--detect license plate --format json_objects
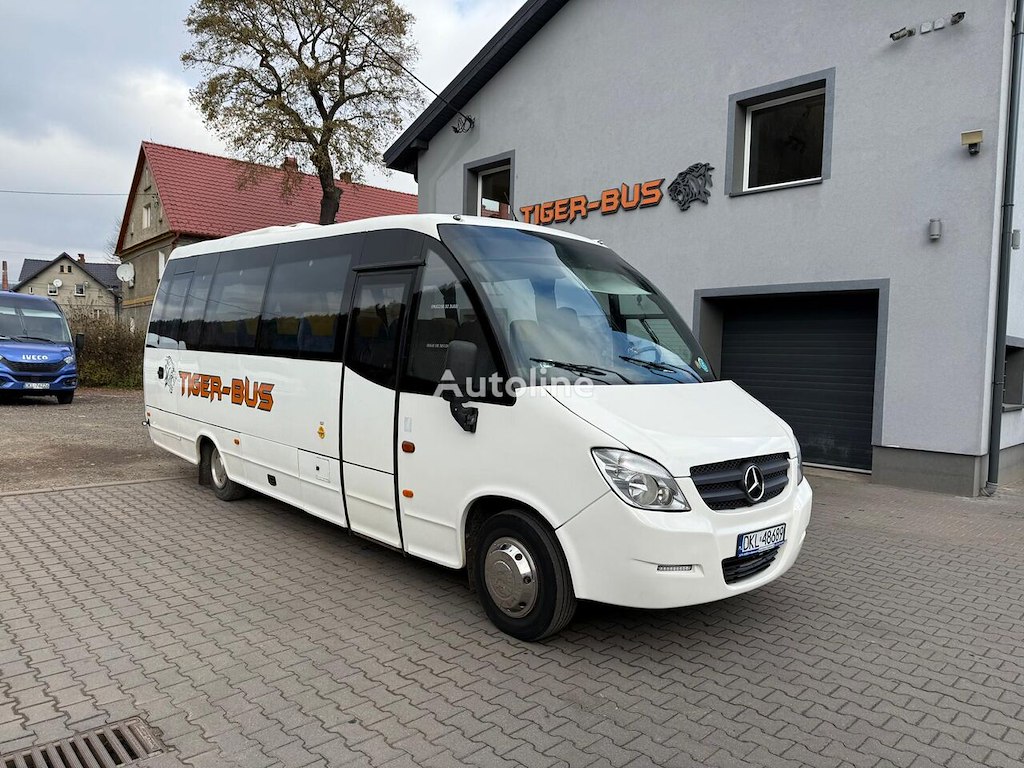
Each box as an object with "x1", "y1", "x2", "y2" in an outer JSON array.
[
  {"x1": 24, "y1": 382, "x2": 50, "y2": 390},
  {"x1": 737, "y1": 523, "x2": 786, "y2": 556}
]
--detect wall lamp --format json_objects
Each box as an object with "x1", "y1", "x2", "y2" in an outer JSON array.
[
  {"x1": 962, "y1": 130, "x2": 983, "y2": 156},
  {"x1": 929, "y1": 219, "x2": 942, "y2": 241}
]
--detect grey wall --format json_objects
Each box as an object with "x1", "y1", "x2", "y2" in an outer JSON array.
[{"x1": 416, "y1": 0, "x2": 1013, "y2": 459}]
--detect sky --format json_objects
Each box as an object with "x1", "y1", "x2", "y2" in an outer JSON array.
[{"x1": 0, "y1": 0, "x2": 522, "y2": 283}]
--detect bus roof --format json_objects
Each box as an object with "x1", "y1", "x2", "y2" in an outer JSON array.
[
  {"x1": 0, "y1": 291, "x2": 63, "y2": 311},
  {"x1": 168, "y1": 214, "x2": 603, "y2": 262}
]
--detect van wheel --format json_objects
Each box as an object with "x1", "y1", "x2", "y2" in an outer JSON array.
[
  {"x1": 56, "y1": 391, "x2": 74, "y2": 405},
  {"x1": 474, "y1": 510, "x2": 576, "y2": 641},
  {"x1": 204, "y1": 443, "x2": 247, "y2": 501}
]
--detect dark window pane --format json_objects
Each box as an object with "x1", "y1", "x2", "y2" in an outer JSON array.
[
  {"x1": 748, "y1": 92, "x2": 825, "y2": 188},
  {"x1": 345, "y1": 273, "x2": 410, "y2": 388},
  {"x1": 405, "y1": 247, "x2": 498, "y2": 395},
  {"x1": 200, "y1": 247, "x2": 274, "y2": 352},
  {"x1": 146, "y1": 265, "x2": 191, "y2": 349},
  {"x1": 479, "y1": 167, "x2": 512, "y2": 219},
  {"x1": 180, "y1": 252, "x2": 218, "y2": 349},
  {"x1": 359, "y1": 229, "x2": 424, "y2": 267},
  {"x1": 260, "y1": 235, "x2": 358, "y2": 358}
]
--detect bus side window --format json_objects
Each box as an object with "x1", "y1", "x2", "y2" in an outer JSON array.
[
  {"x1": 146, "y1": 261, "x2": 192, "y2": 349},
  {"x1": 404, "y1": 246, "x2": 498, "y2": 398},
  {"x1": 180, "y1": 252, "x2": 219, "y2": 350},
  {"x1": 199, "y1": 246, "x2": 275, "y2": 352},
  {"x1": 259, "y1": 234, "x2": 359, "y2": 360}
]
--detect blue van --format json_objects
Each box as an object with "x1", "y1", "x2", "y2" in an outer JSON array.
[{"x1": 0, "y1": 292, "x2": 83, "y2": 404}]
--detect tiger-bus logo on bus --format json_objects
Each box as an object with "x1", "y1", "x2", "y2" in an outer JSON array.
[
  {"x1": 176, "y1": 370, "x2": 275, "y2": 412},
  {"x1": 519, "y1": 163, "x2": 714, "y2": 226}
]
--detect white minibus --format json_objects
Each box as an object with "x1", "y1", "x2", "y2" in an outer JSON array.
[{"x1": 144, "y1": 214, "x2": 811, "y2": 640}]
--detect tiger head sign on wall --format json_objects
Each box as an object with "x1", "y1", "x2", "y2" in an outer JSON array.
[
  {"x1": 520, "y1": 162, "x2": 714, "y2": 226},
  {"x1": 668, "y1": 163, "x2": 714, "y2": 211}
]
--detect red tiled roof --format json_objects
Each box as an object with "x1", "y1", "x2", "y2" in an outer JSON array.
[{"x1": 118, "y1": 142, "x2": 417, "y2": 250}]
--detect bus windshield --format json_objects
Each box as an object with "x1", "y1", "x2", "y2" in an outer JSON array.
[
  {"x1": 0, "y1": 297, "x2": 72, "y2": 344},
  {"x1": 438, "y1": 224, "x2": 714, "y2": 385}
]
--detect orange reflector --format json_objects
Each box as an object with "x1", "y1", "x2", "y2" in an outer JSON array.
[
  {"x1": 402, "y1": 489, "x2": 414, "y2": 498},
  {"x1": 233, "y1": 438, "x2": 240, "y2": 445},
  {"x1": 146, "y1": 411, "x2": 151, "y2": 417},
  {"x1": 401, "y1": 441, "x2": 415, "y2": 453}
]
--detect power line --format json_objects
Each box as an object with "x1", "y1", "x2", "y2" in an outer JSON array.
[
  {"x1": 329, "y1": 5, "x2": 475, "y2": 133},
  {"x1": 0, "y1": 189, "x2": 128, "y2": 197}
]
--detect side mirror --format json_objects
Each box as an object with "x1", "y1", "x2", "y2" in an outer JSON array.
[
  {"x1": 442, "y1": 340, "x2": 478, "y2": 433},
  {"x1": 74, "y1": 333, "x2": 85, "y2": 354}
]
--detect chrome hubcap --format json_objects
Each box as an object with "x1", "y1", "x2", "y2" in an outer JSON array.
[
  {"x1": 210, "y1": 450, "x2": 226, "y2": 488},
  {"x1": 484, "y1": 537, "x2": 538, "y2": 618}
]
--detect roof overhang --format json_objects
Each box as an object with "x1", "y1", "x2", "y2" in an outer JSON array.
[{"x1": 383, "y1": 0, "x2": 569, "y2": 175}]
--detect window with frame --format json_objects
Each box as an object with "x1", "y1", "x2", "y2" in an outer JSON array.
[
  {"x1": 47, "y1": 284, "x2": 58, "y2": 295},
  {"x1": 28, "y1": 286, "x2": 34, "y2": 294},
  {"x1": 258, "y1": 235, "x2": 357, "y2": 358},
  {"x1": 147, "y1": 263, "x2": 191, "y2": 349},
  {"x1": 345, "y1": 274, "x2": 410, "y2": 389},
  {"x1": 74, "y1": 284, "x2": 85, "y2": 297},
  {"x1": 199, "y1": 247, "x2": 274, "y2": 352},
  {"x1": 728, "y1": 70, "x2": 833, "y2": 196},
  {"x1": 142, "y1": 204, "x2": 153, "y2": 229},
  {"x1": 1005, "y1": 345, "x2": 1024, "y2": 406},
  {"x1": 478, "y1": 166, "x2": 512, "y2": 219},
  {"x1": 404, "y1": 245, "x2": 498, "y2": 396}
]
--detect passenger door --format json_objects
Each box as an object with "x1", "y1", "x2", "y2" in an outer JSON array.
[{"x1": 341, "y1": 270, "x2": 415, "y2": 548}]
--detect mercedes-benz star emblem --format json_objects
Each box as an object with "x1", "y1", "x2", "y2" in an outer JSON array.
[{"x1": 743, "y1": 464, "x2": 765, "y2": 503}]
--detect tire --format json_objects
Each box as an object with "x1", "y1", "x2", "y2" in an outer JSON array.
[
  {"x1": 56, "y1": 391, "x2": 74, "y2": 405},
  {"x1": 473, "y1": 509, "x2": 577, "y2": 641},
  {"x1": 204, "y1": 442, "x2": 247, "y2": 501}
]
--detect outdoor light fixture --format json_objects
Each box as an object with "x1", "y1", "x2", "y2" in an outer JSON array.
[
  {"x1": 962, "y1": 130, "x2": 983, "y2": 155},
  {"x1": 951, "y1": 11, "x2": 966, "y2": 24},
  {"x1": 890, "y1": 26, "x2": 915, "y2": 41},
  {"x1": 929, "y1": 219, "x2": 942, "y2": 241}
]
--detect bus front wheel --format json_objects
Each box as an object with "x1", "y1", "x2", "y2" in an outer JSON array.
[
  {"x1": 474, "y1": 510, "x2": 577, "y2": 641},
  {"x1": 203, "y1": 442, "x2": 247, "y2": 501}
]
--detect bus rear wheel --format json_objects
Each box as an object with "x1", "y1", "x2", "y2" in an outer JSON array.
[
  {"x1": 474, "y1": 510, "x2": 576, "y2": 641},
  {"x1": 204, "y1": 442, "x2": 247, "y2": 501}
]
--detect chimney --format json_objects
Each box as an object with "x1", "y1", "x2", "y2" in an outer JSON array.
[
  {"x1": 2, "y1": 260, "x2": 8, "y2": 291},
  {"x1": 77, "y1": 253, "x2": 86, "y2": 264},
  {"x1": 281, "y1": 156, "x2": 299, "y2": 172},
  {"x1": 339, "y1": 171, "x2": 352, "y2": 184}
]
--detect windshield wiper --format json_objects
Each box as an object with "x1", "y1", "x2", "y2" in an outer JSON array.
[
  {"x1": 530, "y1": 358, "x2": 633, "y2": 384},
  {"x1": 620, "y1": 356, "x2": 701, "y2": 381},
  {"x1": 12, "y1": 335, "x2": 58, "y2": 344}
]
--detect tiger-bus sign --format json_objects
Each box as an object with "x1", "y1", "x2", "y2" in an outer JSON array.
[{"x1": 518, "y1": 162, "x2": 714, "y2": 227}]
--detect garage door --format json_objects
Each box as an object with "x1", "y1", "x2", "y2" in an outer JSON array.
[{"x1": 718, "y1": 292, "x2": 878, "y2": 470}]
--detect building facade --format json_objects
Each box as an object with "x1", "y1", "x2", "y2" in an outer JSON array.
[
  {"x1": 386, "y1": 0, "x2": 1024, "y2": 495},
  {"x1": 115, "y1": 143, "x2": 418, "y2": 329},
  {"x1": 13, "y1": 253, "x2": 120, "y2": 318}
]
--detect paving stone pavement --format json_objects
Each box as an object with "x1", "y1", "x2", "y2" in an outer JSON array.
[{"x1": 0, "y1": 471, "x2": 1022, "y2": 768}]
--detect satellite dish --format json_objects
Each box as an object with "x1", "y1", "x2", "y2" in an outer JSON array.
[
  {"x1": 52, "y1": 278, "x2": 63, "y2": 288},
  {"x1": 115, "y1": 263, "x2": 135, "y2": 282}
]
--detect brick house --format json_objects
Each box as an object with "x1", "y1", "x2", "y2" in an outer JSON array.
[{"x1": 114, "y1": 142, "x2": 418, "y2": 329}]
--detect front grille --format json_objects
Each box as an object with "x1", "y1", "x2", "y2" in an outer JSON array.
[
  {"x1": 690, "y1": 452, "x2": 790, "y2": 510},
  {"x1": 722, "y1": 547, "x2": 781, "y2": 584},
  {"x1": 13, "y1": 373, "x2": 60, "y2": 383},
  {"x1": 5, "y1": 360, "x2": 65, "y2": 373}
]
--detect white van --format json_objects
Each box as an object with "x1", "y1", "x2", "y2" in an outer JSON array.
[{"x1": 144, "y1": 214, "x2": 811, "y2": 640}]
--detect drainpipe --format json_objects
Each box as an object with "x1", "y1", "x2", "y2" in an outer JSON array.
[{"x1": 984, "y1": 0, "x2": 1024, "y2": 495}]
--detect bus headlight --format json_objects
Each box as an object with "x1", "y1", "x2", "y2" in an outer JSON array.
[
  {"x1": 63, "y1": 355, "x2": 75, "y2": 365},
  {"x1": 592, "y1": 448, "x2": 689, "y2": 511}
]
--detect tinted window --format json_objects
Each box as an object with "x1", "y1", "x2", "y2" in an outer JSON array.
[
  {"x1": 748, "y1": 91, "x2": 825, "y2": 189},
  {"x1": 359, "y1": 229, "x2": 425, "y2": 267},
  {"x1": 405, "y1": 246, "x2": 498, "y2": 396},
  {"x1": 180, "y1": 253, "x2": 218, "y2": 349},
  {"x1": 147, "y1": 263, "x2": 192, "y2": 349},
  {"x1": 344, "y1": 273, "x2": 411, "y2": 388},
  {"x1": 199, "y1": 247, "x2": 275, "y2": 352},
  {"x1": 259, "y1": 235, "x2": 359, "y2": 359}
]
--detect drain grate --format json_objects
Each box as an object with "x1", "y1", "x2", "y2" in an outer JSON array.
[{"x1": 1, "y1": 717, "x2": 163, "y2": 768}]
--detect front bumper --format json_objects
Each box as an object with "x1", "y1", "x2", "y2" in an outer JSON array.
[
  {"x1": 556, "y1": 465, "x2": 812, "y2": 609},
  {"x1": 0, "y1": 368, "x2": 78, "y2": 392}
]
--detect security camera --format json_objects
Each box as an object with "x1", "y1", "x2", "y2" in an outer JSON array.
[
  {"x1": 890, "y1": 27, "x2": 915, "y2": 41},
  {"x1": 951, "y1": 11, "x2": 966, "y2": 24}
]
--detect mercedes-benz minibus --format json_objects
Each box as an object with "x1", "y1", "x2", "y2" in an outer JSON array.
[{"x1": 144, "y1": 215, "x2": 811, "y2": 640}]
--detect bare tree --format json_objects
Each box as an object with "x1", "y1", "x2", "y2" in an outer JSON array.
[{"x1": 182, "y1": 0, "x2": 422, "y2": 224}]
